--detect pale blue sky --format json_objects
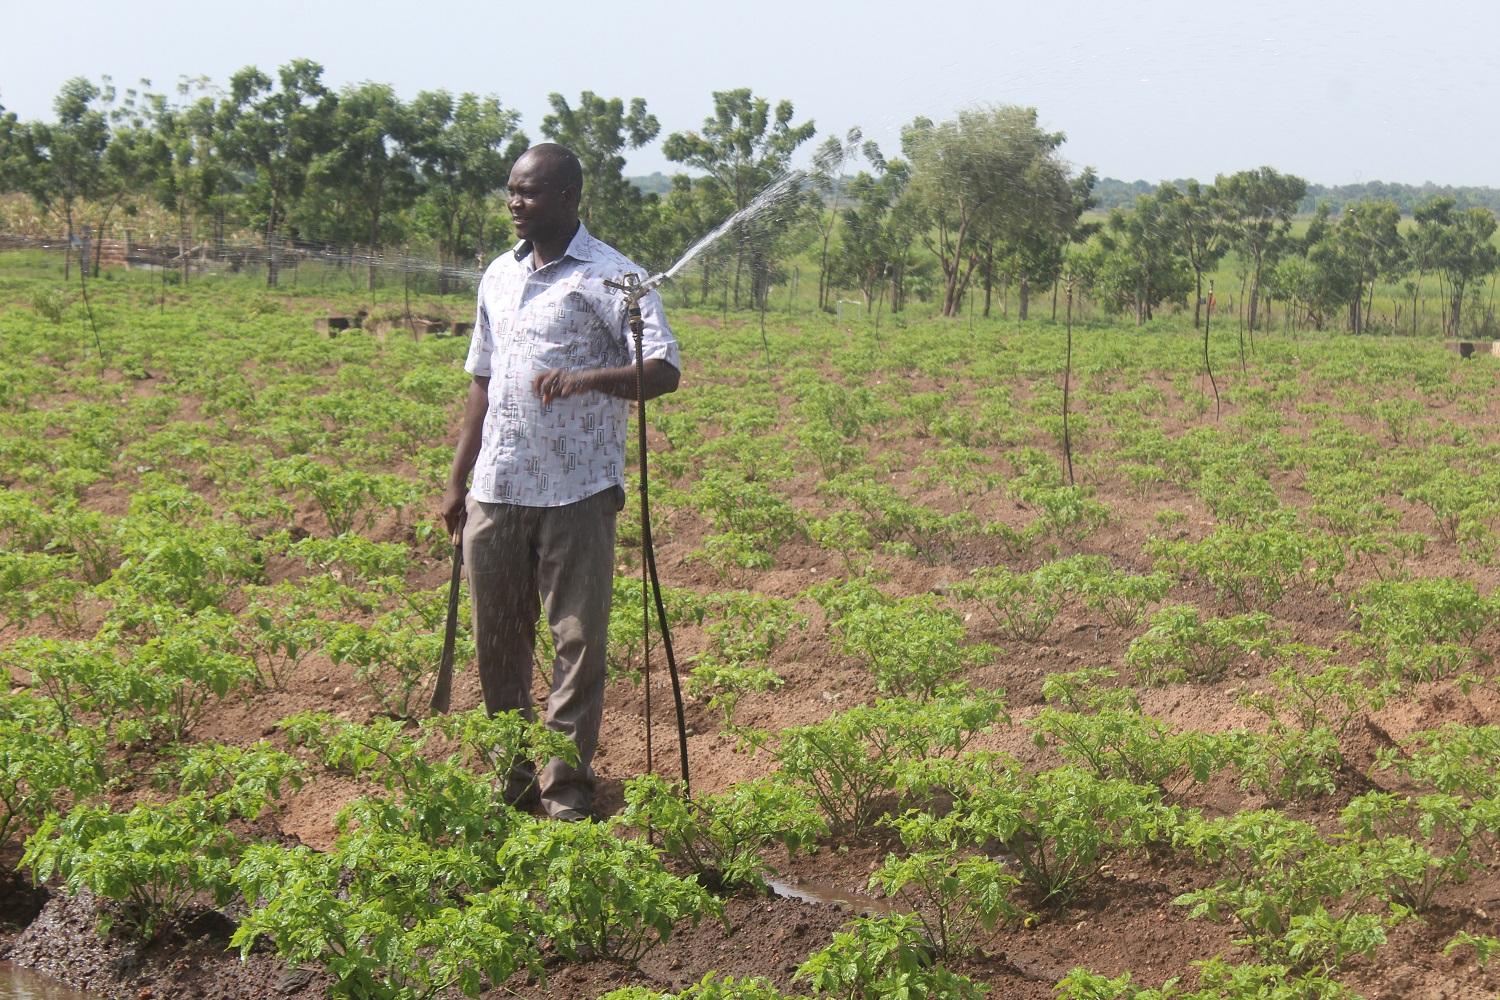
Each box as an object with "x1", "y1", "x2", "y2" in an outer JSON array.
[{"x1": 3, "y1": 0, "x2": 1496, "y2": 186}]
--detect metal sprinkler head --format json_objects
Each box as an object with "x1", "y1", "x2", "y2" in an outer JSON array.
[{"x1": 604, "y1": 271, "x2": 665, "y2": 307}]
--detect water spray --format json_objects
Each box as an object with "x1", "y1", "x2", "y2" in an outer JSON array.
[{"x1": 603, "y1": 271, "x2": 691, "y2": 797}]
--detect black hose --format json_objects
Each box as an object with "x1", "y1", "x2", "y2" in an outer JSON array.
[{"x1": 630, "y1": 298, "x2": 691, "y2": 796}]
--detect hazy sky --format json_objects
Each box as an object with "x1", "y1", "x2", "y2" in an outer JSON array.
[{"x1": 3, "y1": 0, "x2": 1496, "y2": 187}]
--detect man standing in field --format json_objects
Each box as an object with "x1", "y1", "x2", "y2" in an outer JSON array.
[{"x1": 440, "y1": 143, "x2": 680, "y2": 822}]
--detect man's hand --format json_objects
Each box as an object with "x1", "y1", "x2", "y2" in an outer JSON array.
[
  {"x1": 440, "y1": 483, "x2": 467, "y2": 535},
  {"x1": 534, "y1": 368, "x2": 595, "y2": 405},
  {"x1": 534, "y1": 360, "x2": 679, "y2": 404}
]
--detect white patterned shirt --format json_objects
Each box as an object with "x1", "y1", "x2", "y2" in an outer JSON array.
[{"x1": 463, "y1": 224, "x2": 680, "y2": 507}]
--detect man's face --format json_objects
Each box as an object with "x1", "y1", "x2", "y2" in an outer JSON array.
[{"x1": 507, "y1": 155, "x2": 577, "y2": 245}]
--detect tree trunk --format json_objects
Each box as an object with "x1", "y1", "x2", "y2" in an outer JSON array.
[
  {"x1": 1247, "y1": 253, "x2": 1263, "y2": 332},
  {"x1": 1193, "y1": 268, "x2": 1203, "y2": 329},
  {"x1": 1019, "y1": 274, "x2": 1030, "y2": 320}
]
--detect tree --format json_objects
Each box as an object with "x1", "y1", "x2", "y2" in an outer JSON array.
[
  {"x1": 1079, "y1": 183, "x2": 1193, "y2": 325},
  {"x1": 837, "y1": 142, "x2": 916, "y2": 310},
  {"x1": 411, "y1": 90, "x2": 527, "y2": 293},
  {"x1": 663, "y1": 89, "x2": 816, "y2": 309},
  {"x1": 216, "y1": 60, "x2": 338, "y2": 286},
  {"x1": 540, "y1": 91, "x2": 658, "y2": 252},
  {"x1": 300, "y1": 82, "x2": 420, "y2": 288},
  {"x1": 1413, "y1": 197, "x2": 1500, "y2": 336},
  {"x1": 1332, "y1": 200, "x2": 1405, "y2": 334},
  {"x1": 15, "y1": 77, "x2": 112, "y2": 278},
  {"x1": 0, "y1": 99, "x2": 19, "y2": 192},
  {"x1": 991, "y1": 165, "x2": 1097, "y2": 319},
  {"x1": 810, "y1": 126, "x2": 863, "y2": 310},
  {"x1": 902, "y1": 105, "x2": 1076, "y2": 318},
  {"x1": 1170, "y1": 180, "x2": 1231, "y2": 329},
  {"x1": 1217, "y1": 167, "x2": 1307, "y2": 333},
  {"x1": 141, "y1": 78, "x2": 238, "y2": 276}
]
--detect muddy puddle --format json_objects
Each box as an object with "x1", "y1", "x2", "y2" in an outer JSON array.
[
  {"x1": 0, "y1": 965, "x2": 99, "y2": 1000},
  {"x1": 764, "y1": 877, "x2": 902, "y2": 917}
]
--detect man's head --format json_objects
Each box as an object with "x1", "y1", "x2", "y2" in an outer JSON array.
[{"x1": 507, "y1": 143, "x2": 583, "y2": 246}]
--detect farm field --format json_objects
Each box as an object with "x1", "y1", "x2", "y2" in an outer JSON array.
[{"x1": 2, "y1": 261, "x2": 1500, "y2": 1000}]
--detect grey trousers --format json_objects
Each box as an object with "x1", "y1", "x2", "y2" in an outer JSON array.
[{"x1": 463, "y1": 487, "x2": 619, "y2": 817}]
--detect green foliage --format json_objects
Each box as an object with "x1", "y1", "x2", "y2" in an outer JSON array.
[
  {"x1": 496, "y1": 818, "x2": 724, "y2": 965},
  {"x1": 1172, "y1": 810, "x2": 1409, "y2": 972},
  {"x1": 608, "y1": 575, "x2": 705, "y2": 683},
  {"x1": 1027, "y1": 706, "x2": 1228, "y2": 803},
  {"x1": 26, "y1": 799, "x2": 239, "y2": 940},
  {"x1": 795, "y1": 912, "x2": 989, "y2": 1000},
  {"x1": 868, "y1": 850, "x2": 1024, "y2": 958},
  {"x1": 267, "y1": 456, "x2": 422, "y2": 535},
  {"x1": 325, "y1": 610, "x2": 472, "y2": 717},
  {"x1": 686, "y1": 590, "x2": 807, "y2": 724},
  {"x1": 952, "y1": 562, "x2": 1072, "y2": 642},
  {"x1": 752, "y1": 692, "x2": 1007, "y2": 836},
  {"x1": 232, "y1": 841, "x2": 546, "y2": 1000},
  {"x1": 1125, "y1": 605, "x2": 1281, "y2": 685},
  {"x1": 1373, "y1": 724, "x2": 1500, "y2": 800},
  {"x1": 619, "y1": 774, "x2": 826, "y2": 892},
  {"x1": 1349, "y1": 577, "x2": 1495, "y2": 681},
  {"x1": 1340, "y1": 791, "x2": 1493, "y2": 911},
  {"x1": 817, "y1": 578, "x2": 994, "y2": 698},
  {"x1": 601, "y1": 975, "x2": 802, "y2": 1000},
  {"x1": 1148, "y1": 521, "x2": 1343, "y2": 612},
  {"x1": 688, "y1": 470, "x2": 802, "y2": 578},
  {"x1": 1236, "y1": 652, "x2": 1394, "y2": 739},
  {"x1": 934, "y1": 764, "x2": 1179, "y2": 905},
  {"x1": 0, "y1": 713, "x2": 108, "y2": 851}
]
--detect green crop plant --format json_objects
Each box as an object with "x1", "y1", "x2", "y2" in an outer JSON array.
[
  {"x1": 1194, "y1": 461, "x2": 1284, "y2": 529},
  {"x1": 1340, "y1": 791, "x2": 1494, "y2": 911},
  {"x1": 1040, "y1": 555, "x2": 1172, "y2": 628},
  {"x1": 688, "y1": 470, "x2": 803, "y2": 579},
  {"x1": 1172, "y1": 810, "x2": 1410, "y2": 973},
  {"x1": 619, "y1": 774, "x2": 826, "y2": 893},
  {"x1": 1348, "y1": 577, "x2": 1496, "y2": 682},
  {"x1": 1213, "y1": 728, "x2": 1341, "y2": 800},
  {"x1": 1372, "y1": 724, "x2": 1500, "y2": 800},
  {"x1": 794, "y1": 913, "x2": 989, "y2": 1000},
  {"x1": 817, "y1": 474, "x2": 976, "y2": 562},
  {"x1": 0, "y1": 713, "x2": 108, "y2": 852},
  {"x1": 867, "y1": 850, "x2": 1025, "y2": 958},
  {"x1": 325, "y1": 612, "x2": 472, "y2": 718},
  {"x1": 266, "y1": 456, "x2": 424, "y2": 535},
  {"x1": 1027, "y1": 707, "x2": 1229, "y2": 803},
  {"x1": 601, "y1": 974, "x2": 802, "y2": 1000},
  {"x1": 750, "y1": 692, "x2": 1008, "y2": 836},
  {"x1": 1445, "y1": 931, "x2": 1500, "y2": 969},
  {"x1": 24, "y1": 759, "x2": 292, "y2": 941},
  {"x1": 938, "y1": 765, "x2": 1179, "y2": 906},
  {"x1": 0, "y1": 551, "x2": 85, "y2": 631},
  {"x1": 238, "y1": 595, "x2": 332, "y2": 690},
  {"x1": 1147, "y1": 519, "x2": 1343, "y2": 612},
  {"x1": 496, "y1": 818, "x2": 724, "y2": 965},
  {"x1": 288, "y1": 533, "x2": 415, "y2": 587},
  {"x1": 817, "y1": 579, "x2": 994, "y2": 698},
  {"x1": 607, "y1": 576, "x2": 705, "y2": 683},
  {"x1": 1125, "y1": 606, "x2": 1282, "y2": 685},
  {"x1": 952, "y1": 562, "x2": 1072, "y2": 642},
  {"x1": 1056, "y1": 959, "x2": 1362, "y2": 1000},
  {"x1": 685, "y1": 590, "x2": 808, "y2": 724},
  {"x1": 1237, "y1": 651, "x2": 1395, "y2": 739},
  {"x1": 232, "y1": 841, "x2": 547, "y2": 1000}
]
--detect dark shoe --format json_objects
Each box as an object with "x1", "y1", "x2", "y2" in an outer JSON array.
[{"x1": 552, "y1": 807, "x2": 593, "y2": 823}]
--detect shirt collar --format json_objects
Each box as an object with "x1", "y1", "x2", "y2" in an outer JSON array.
[{"x1": 510, "y1": 223, "x2": 595, "y2": 269}]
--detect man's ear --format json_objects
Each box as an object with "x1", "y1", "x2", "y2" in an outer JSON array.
[{"x1": 563, "y1": 185, "x2": 581, "y2": 211}]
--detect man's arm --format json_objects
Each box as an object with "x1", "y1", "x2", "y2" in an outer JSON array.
[
  {"x1": 533, "y1": 359, "x2": 679, "y2": 405},
  {"x1": 440, "y1": 375, "x2": 490, "y2": 533}
]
